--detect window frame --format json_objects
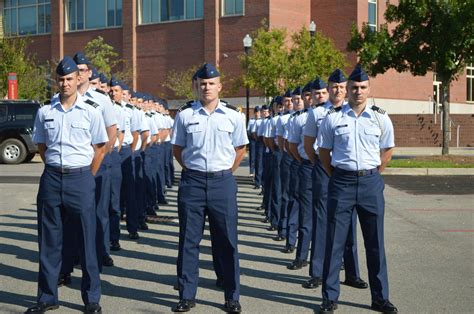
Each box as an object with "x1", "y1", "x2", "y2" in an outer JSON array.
[
  {"x1": 3, "y1": 0, "x2": 51, "y2": 37},
  {"x1": 65, "y1": 0, "x2": 122, "y2": 32},
  {"x1": 467, "y1": 63, "x2": 474, "y2": 103},
  {"x1": 368, "y1": 0, "x2": 377, "y2": 32},
  {"x1": 138, "y1": 0, "x2": 204, "y2": 26},
  {"x1": 221, "y1": 0, "x2": 245, "y2": 17}
]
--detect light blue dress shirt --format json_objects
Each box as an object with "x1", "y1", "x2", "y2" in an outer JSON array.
[
  {"x1": 33, "y1": 93, "x2": 108, "y2": 168},
  {"x1": 171, "y1": 101, "x2": 249, "y2": 172},
  {"x1": 247, "y1": 118, "x2": 256, "y2": 133},
  {"x1": 135, "y1": 110, "x2": 150, "y2": 151},
  {"x1": 257, "y1": 117, "x2": 269, "y2": 137},
  {"x1": 288, "y1": 109, "x2": 310, "y2": 160},
  {"x1": 318, "y1": 104, "x2": 395, "y2": 171},
  {"x1": 275, "y1": 111, "x2": 292, "y2": 137}
]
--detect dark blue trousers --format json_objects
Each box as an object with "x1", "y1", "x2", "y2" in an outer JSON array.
[
  {"x1": 262, "y1": 150, "x2": 273, "y2": 216},
  {"x1": 36, "y1": 167, "x2": 100, "y2": 305},
  {"x1": 279, "y1": 152, "x2": 292, "y2": 239},
  {"x1": 177, "y1": 170, "x2": 240, "y2": 301},
  {"x1": 270, "y1": 149, "x2": 282, "y2": 229},
  {"x1": 120, "y1": 146, "x2": 138, "y2": 234},
  {"x1": 295, "y1": 159, "x2": 313, "y2": 261},
  {"x1": 95, "y1": 155, "x2": 111, "y2": 262},
  {"x1": 155, "y1": 144, "x2": 166, "y2": 203},
  {"x1": 322, "y1": 169, "x2": 389, "y2": 302},
  {"x1": 164, "y1": 141, "x2": 173, "y2": 187},
  {"x1": 144, "y1": 146, "x2": 157, "y2": 215},
  {"x1": 134, "y1": 151, "x2": 146, "y2": 224},
  {"x1": 249, "y1": 138, "x2": 256, "y2": 174},
  {"x1": 109, "y1": 149, "x2": 122, "y2": 243},
  {"x1": 285, "y1": 158, "x2": 300, "y2": 249},
  {"x1": 254, "y1": 140, "x2": 264, "y2": 187}
]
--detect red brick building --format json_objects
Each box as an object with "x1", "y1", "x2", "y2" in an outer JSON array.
[{"x1": 1, "y1": 0, "x2": 472, "y2": 146}]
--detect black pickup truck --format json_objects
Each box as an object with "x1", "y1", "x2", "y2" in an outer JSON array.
[{"x1": 0, "y1": 100, "x2": 41, "y2": 164}]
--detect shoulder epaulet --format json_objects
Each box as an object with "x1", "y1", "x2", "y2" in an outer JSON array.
[
  {"x1": 223, "y1": 102, "x2": 239, "y2": 112},
  {"x1": 84, "y1": 99, "x2": 99, "y2": 108},
  {"x1": 266, "y1": 116, "x2": 271, "y2": 119},
  {"x1": 303, "y1": 108, "x2": 308, "y2": 113},
  {"x1": 291, "y1": 111, "x2": 300, "y2": 117},
  {"x1": 94, "y1": 89, "x2": 107, "y2": 95},
  {"x1": 126, "y1": 103, "x2": 134, "y2": 109},
  {"x1": 327, "y1": 106, "x2": 342, "y2": 115},
  {"x1": 114, "y1": 101, "x2": 121, "y2": 106},
  {"x1": 145, "y1": 113, "x2": 152, "y2": 117},
  {"x1": 179, "y1": 102, "x2": 193, "y2": 112},
  {"x1": 371, "y1": 105, "x2": 386, "y2": 114},
  {"x1": 221, "y1": 99, "x2": 229, "y2": 105}
]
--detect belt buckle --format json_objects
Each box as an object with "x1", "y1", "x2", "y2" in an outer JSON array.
[{"x1": 357, "y1": 170, "x2": 365, "y2": 177}]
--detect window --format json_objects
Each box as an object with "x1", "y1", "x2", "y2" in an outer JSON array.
[
  {"x1": 66, "y1": 0, "x2": 122, "y2": 31},
  {"x1": 467, "y1": 63, "x2": 474, "y2": 102},
  {"x1": 139, "y1": 0, "x2": 203, "y2": 24},
  {"x1": 368, "y1": 0, "x2": 377, "y2": 31},
  {"x1": 3, "y1": 0, "x2": 51, "y2": 36},
  {"x1": 222, "y1": 0, "x2": 244, "y2": 16}
]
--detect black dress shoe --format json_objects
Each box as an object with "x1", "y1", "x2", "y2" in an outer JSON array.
[
  {"x1": 223, "y1": 300, "x2": 242, "y2": 313},
  {"x1": 343, "y1": 277, "x2": 368, "y2": 289},
  {"x1": 84, "y1": 303, "x2": 102, "y2": 314},
  {"x1": 25, "y1": 302, "x2": 59, "y2": 313},
  {"x1": 280, "y1": 246, "x2": 295, "y2": 253},
  {"x1": 216, "y1": 277, "x2": 224, "y2": 289},
  {"x1": 258, "y1": 191, "x2": 263, "y2": 196},
  {"x1": 302, "y1": 277, "x2": 322, "y2": 289},
  {"x1": 110, "y1": 241, "x2": 121, "y2": 251},
  {"x1": 158, "y1": 199, "x2": 169, "y2": 205},
  {"x1": 128, "y1": 232, "x2": 140, "y2": 240},
  {"x1": 138, "y1": 222, "x2": 149, "y2": 230},
  {"x1": 273, "y1": 235, "x2": 286, "y2": 241},
  {"x1": 319, "y1": 299, "x2": 337, "y2": 314},
  {"x1": 266, "y1": 226, "x2": 277, "y2": 231},
  {"x1": 102, "y1": 255, "x2": 114, "y2": 267},
  {"x1": 57, "y1": 273, "x2": 71, "y2": 287},
  {"x1": 253, "y1": 185, "x2": 261, "y2": 190},
  {"x1": 287, "y1": 260, "x2": 308, "y2": 270},
  {"x1": 256, "y1": 205, "x2": 264, "y2": 211},
  {"x1": 172, "y1": 299, "x2": 196, "y2": 312},
  {"x1": 261, "y1": 217, "x2": 269, "y2": 223},
  {"x1": 371, "y1": 300, "x2": 398, "y2": 313}
]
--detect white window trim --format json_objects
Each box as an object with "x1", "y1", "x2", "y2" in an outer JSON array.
[
  {"x1": 467, "y1": 63, "x2": 474, "y2": 103},
  {"x1": 3, "y1": 0, "x2": 51, "y2": 37},
  {"x1": 221, "y1": 0, "x2": 245, "y2": 17},
  {"x1": 368, "y1": 0, "x2": 377, "y2": 31},
  {"x1": 138, "y1": 0, "x2": 204, "y2": 25},
  {"x1": 65, "y1": 0, "x2": 122, "y2": 32}
]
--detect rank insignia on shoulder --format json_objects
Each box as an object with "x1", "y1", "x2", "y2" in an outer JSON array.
[
  {"x1": 222, "y1": 102, "x2": 239, "y2": 112},
  {"x1": 371, "y1": 105, "x2": 386, "y2": 114},
  {"x1": 179, "y1": 102, "x2": 194, "y2": 112},
  {"x1": 221, "y1": 99, "x2": 229, "y2": 105},
  {"x1": 327, "y1": 106, "x2": 342, "y2": 115},
  {"x1": 126, "y1": 103, "x2": 134, "y2": 109},
  {"x1": 94, "y1": 89, "x2": 107, "y2": 95},
  {"x1": 303, "y1": 108, "x2": 308, "y2": 113},
  {"x1": 84, "y1": 99, "x2": 99, "y2": 108},
  {"x1": 291, "y1": 111, "x2": 300, "y2": 117},
  {"x1": 146, "y1": 113, "x2": 152, "y2": 117}
]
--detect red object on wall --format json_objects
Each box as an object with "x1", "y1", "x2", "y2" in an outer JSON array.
[{"x1": 8, "y1": 73, "x2": 18, "y2": 100}]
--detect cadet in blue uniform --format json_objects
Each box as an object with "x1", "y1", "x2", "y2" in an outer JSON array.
[
  {"x1": 318, "y1": 65, "x2": 398, "y2": 314},
  {"x1": 28, "y1": 57, "x2": 107, "y2": 314},
  {"x1": 247, "y1": 107, "x2": 258, "y2": 178},
  {"x1": 171, "y1": 64, "x2": 248, "y2": 313},
  {"x1": 250, "y1": 106, "x2": 263, "y2": 189}
]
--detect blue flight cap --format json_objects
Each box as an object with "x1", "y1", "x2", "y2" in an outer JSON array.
[
  {"x1": 120, "y1": 82, "x2": 130, "y2": 91},
  {"x1": 73, "y1": 51, "x2": 91, "y2": 65},
  {"x1": 348, "y1": 64, "x2": 370, "y2": 82},
  {"x1": 89, "y1": 67, "x2": 99, "y2": 81},
  {"x1": 302, "y1": 81, "x2": 312, "y2": 94},
  {"x1": 283, "y1": 89, "x2": 292, "y2": 98},
  {"x1": 192, "y1": 68, "x2": 200, "y2": 81},
  {"x1": 311, "y1": 78, "x2": 327, "y2": 90},
  {"x1": 99, "y1": 73, "x2": 108, "y2": 84},
  {"x1": 135, "y1": 92, "x2": 143, "y2": 99},
  {"x1": 56, "y1": 56, "x2": 79, "y2": 76},
  {"x1": 161, "y1": 99, "x2": 169, "y2": 110},
  {"x1": 261, "y1": 105, "x2": 269, "y2": 110},
  {"x1": 254, "y1": 106, "x2": 261, "y2": 112},
  {"x1": 274, "y1": 95, "x2": 283, "y2": 105},
  {"x1": 196, "y1": 63, "x2": 220, "y2": 79},
  {"x1": 131, "y1": 91, "x2": 137, "y2": 98},
  {"x1": 109, "y1": 77, "x2": 121, "y2": 87},
  {"x1": 328, "y1": 69, "x2": 346, "y2": 83},
  {"x1": 292, "y1": 86, "x2": 303, "y2": 96}
]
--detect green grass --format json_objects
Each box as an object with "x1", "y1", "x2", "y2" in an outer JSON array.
[{"x1": 388, "y1": 159, "x2": 474, "y2": 168}]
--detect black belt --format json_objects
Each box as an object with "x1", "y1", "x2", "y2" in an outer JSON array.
[
  {"x1": 334, "y1": 167, "x2": 378, "y2": 177},
  {"x1": 46, "y1": 165, "x2": 91, "y2": 174},
  {"x1": 184, "y1": 169, "x2": 232, "y2": 178}
]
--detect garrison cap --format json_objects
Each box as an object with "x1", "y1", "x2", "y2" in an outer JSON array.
[
  {"x1": 283, "y1": 89, "x2": 292, "y2": 98},
  {"x1": 254, "y1": 106, "x2": 261, "y2": 112},
  {"x1": 348, "y1": 64, "x2": 370, "y2": 82},
  {"x1": 311, "y1": 78, "x2": 327, "y2": 90},
  {"x1": 89, "y1": 67, "x2": 99, "y2": 81},
  {"x1": 261, "y1": 105, "x2": 269, "y2": 110},
  {"x1": 56, "y1": 56, "x2": 79, "y2": 76},
  {"x1": 131, "y1": 91, "x2": 138, "y2": 98},
  {"x1": 109, "y1": 77, "x2": 121, "y2": 87},
  {"x1": 196, "y1": 63, "x2": 220, "y2": 79},
  {"x1": 99, "y1": 73, "x2": 108, "y2": 84},
  {"x1": 302, "y1": 81, "x2": 312, "y2": 94},
  {"x1": 328, "y1": 69, "x2": 346, "y2": 83},
  {"x1": 73, "y1": 52, "x2": 91, "y2": 65},
  {"x1": 120, "y1": 82, "x2": 130, "y2": 91},
  {"x1": 161, "y1": 99, "x2": 169, "y2": 110},
  {"x1": 272, "y1": 95, "x2": 283, "y2": 105},
  {"x1": 292, "y1": 86, "x2": 303, "y2": 96}
]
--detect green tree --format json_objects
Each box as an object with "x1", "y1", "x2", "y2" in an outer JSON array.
[
  {"x1": 84, "y1": 36, "x2": 132, "y2": 82},
  {"x1": 0, "y1": 37, "x2": 48, "y2": 101},
  {"x1": 287, "y1": 27, "x2": 347, "y2": 87},
  {"x1": 162, "y1": 65, "x2": 199, "y2": 100},
  {"x1": 347, "y1": 0, "x2": 474, "y2": 155}
]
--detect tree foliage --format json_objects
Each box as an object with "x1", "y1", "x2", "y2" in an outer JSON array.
[
  {"x1": 240, "y1": 21, "x2": 347, "y2": 100},
  {"x1": 347, "y1": 0, "x2": 474, "y2": 154},
  {"x1": 84, "y1": 36, "x2": 132, "y2": 82},
  {"x1": 0, "y1": 37, "x2": 48, "y2": 101},
  {"x1": 162, "y1": 65, "x2": 199, "y2": 100}
]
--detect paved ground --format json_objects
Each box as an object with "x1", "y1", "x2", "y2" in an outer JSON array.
[{"x1": 0, "y1": 156, "x2": 473, "y2": 313}]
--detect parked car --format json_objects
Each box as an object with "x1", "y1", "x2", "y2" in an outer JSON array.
[{"x1": 0, "y1": 100, "x2": 41, "y2": 164}]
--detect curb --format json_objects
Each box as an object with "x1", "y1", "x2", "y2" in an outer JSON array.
[{"x1": 383, "y1": 168, "x2": 474, "y2": 176}]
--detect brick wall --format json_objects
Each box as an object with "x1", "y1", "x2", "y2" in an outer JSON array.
[{"x1": 391, "y1": 114, "x2": 474, "y2": 147}]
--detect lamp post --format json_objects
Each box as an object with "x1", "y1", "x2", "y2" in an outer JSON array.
[
  {"x1": 309, "y1": 20, "x2": 316, "y2": 39},
  {"x1": 243, "y1": 34, "x2": 252, "y2": 124}
]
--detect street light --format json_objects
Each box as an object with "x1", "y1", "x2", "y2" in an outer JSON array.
[
  {"x1": 309, "y1": 20, "x2": 316, "y2": 38},
  {"x1": 243, "y1": 34, "x2": 253, "y2": 123}
]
